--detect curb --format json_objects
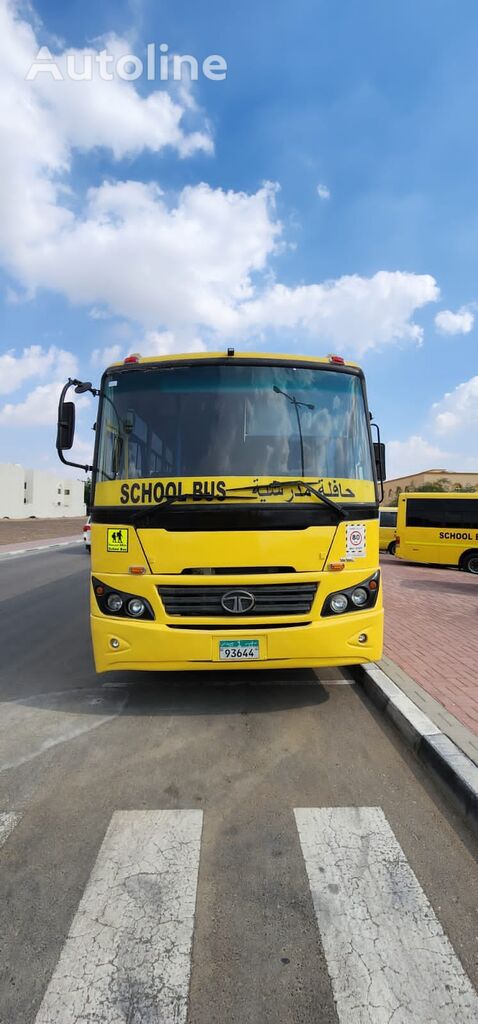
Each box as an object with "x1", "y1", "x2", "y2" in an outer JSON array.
[
  {"x1": 353, "y1": 662, "x2": 478, "y2": 835},
  {"x1": 0, "y1": 538, "x2": 84, "y2": 561}
]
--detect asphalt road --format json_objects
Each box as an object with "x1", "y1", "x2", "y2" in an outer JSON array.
[{"x1": 0, "y1": 546, "x2": 477, "y2": 1024}]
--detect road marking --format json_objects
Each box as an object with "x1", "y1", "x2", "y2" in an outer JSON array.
[
  {"x1": 0, "y1": 811, "x2": 21, "y2": 848},
  {"x1": 0, "y1": 689, "x2": 127, "y2": 772},
  {"x1": 35, "y1": 809, "x2": 203, "y2": 1024},
  {"x1": 295, "y1": 806, "x2": 478, "y2": 1023}
]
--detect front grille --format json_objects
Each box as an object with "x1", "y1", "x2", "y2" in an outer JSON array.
[
  {"x1": 166, "y1": 622, "x2": 311, "y2": 630},
  {"x1": 181, "y1": 566, "x2": 295, "y2": 575},
  {"x1": 158, "y1": 583, "x2": 317, "y2": 618}
]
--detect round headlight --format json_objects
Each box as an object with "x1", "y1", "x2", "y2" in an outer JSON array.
[
  {"x1": 351, "y1": 587, "x2": 368, "y2": 607},
  {"x1": 127, "y1": 597, "x2": 146, "y2": 618},
  {"x1": 106, "y1": 593, "x2": 123, "y2": 613},
  {"x1": 330, "y1": 593, "x2": 348, "y2": 614}
]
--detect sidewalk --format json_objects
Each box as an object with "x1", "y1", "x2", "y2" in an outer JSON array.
[
  {"x1": 0, "y1": 536, "x2": 83, "y2": 557},
  {"x1": 380, "y1": 554, "x2": 478, "y2": 744},
  {"x1": 0, "y1": 517, "x2": 84, "y2": 546}
]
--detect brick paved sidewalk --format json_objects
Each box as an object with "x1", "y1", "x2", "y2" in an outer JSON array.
[{"x1": 381, "y1": 554, "x2": 478, "y2": 736}]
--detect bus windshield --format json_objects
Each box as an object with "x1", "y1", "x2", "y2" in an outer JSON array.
[{"x1": 96, "y1": 363, "x2": 373, "y2": 483}]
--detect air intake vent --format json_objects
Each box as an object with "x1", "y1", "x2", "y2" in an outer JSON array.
[{"x1": 158, "y1": 583, "x2": 317, "y2": 618}]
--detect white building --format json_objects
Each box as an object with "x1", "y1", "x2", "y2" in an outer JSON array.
[{"x1": 0, "y1": 464, "x2": 86, "y2": 519}]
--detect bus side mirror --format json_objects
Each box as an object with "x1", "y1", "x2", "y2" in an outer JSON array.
[
  {"x1": 374, "y1": 441, "x2": 386, "y2": 482},
  {"x1": 56, "y1": 400, "x2": 76, "y2": 451},
  {"x1": 56, "y1": 379, "x2": 94, "y2": 473}
]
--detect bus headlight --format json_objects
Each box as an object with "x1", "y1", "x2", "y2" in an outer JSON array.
[
  {"x1": 92, "y1": 577, "x2": 154, "y2": 620},
  {"x1": 322, "y1": 572, "x2": 380, "y2": 617},
  {"x1": 127, "y1": 598, "x2": 146, "y2": 618},
  {"x1": 106, "y1": 593, "x2": 123, "y2": 613}
]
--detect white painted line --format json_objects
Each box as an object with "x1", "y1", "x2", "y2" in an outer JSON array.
[
  {"x1": 0, "y1": 811, "x2": 21, "y2": 848},
  {"x1": 35, "y1": 810, "x2": 203, "y2": 1024},
  {"x1": 295, "y1": 807, "x2": 478, "y2": 1023},
  {"x1": 323, "y1": 678, "x2": 354, "y2": 686}
]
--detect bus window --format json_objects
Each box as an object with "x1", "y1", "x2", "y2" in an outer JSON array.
[{"x1": 406, "y1": 498, "x2": 478, "y2": 530}]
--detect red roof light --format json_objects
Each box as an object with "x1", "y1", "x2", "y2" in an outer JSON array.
[
  {"x1": 124, "y1": 353, "x2": 141, "y2": 364},
  {"x1": 329, "y1": 354, "x2": 345, "y2": 365}
]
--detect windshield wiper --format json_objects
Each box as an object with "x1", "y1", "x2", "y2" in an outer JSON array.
[{"x1": 131, "y1": 479, "x2": 346, "y2": 523}]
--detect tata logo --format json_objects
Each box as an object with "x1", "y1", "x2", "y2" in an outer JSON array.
[{"x1": 221, "y1": 590, "x2": 256, "y2": 614}]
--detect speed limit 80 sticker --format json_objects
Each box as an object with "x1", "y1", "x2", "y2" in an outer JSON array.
[{"x1": 346, "y1": 523, "x2": 366, "y2": 559}]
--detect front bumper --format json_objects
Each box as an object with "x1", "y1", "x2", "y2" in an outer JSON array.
[{"x1": 91, "y1": 605, "x2": 384, "y2": 673}]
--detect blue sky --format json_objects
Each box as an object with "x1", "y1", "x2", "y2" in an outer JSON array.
[{"x1": 0, "y1": 0, "x2": 477, "y2": 479}]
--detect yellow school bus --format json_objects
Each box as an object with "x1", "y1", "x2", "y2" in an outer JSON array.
[
  {"x1": 395, "y1": 492, "x2": 478, "y2": 573},
  {"x1": 379, "y1": 506, "x2": 397, "y2": 554},
  {"x1": 57, "y1": 351, "x2": 385, "y2": 672}
]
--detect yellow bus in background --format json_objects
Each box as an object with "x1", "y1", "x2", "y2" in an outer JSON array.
[
  {"x1": 379, "y1": 506, "x2": 397, "y2": 554},
  {"x1": 396, "y1": 492, "x2": 478, "y2": 574},
  {"x1": 57, "y1": 350, "x2": 385, "y2": 673}
]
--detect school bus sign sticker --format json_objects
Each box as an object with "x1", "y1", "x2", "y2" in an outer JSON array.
[{"x1": 107, "y1": 528, "x2": 129, "y2": 553}]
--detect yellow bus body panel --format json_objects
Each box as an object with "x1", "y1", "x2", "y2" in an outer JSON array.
[
  {"x1": 395, "y1": 492, "x2": 478, "y2": 568},
  {"x1": 90, "y1": 515, "x2": 382, "y2": 672},
  {"x1": 379, "y1": 507, "x2": 397, "y2": 552}
]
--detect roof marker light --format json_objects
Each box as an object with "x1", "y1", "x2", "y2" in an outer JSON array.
[
  {"x1": 124, "y1": 353, "x2": 141, "y2": 364},
  {"x1": 328, "y1": 354, "x2": 345, "y2": 365}
]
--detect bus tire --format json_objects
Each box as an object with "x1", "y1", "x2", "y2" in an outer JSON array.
[
  {"x1": 461, "y1": 550, "x2": 478, "y2": 574},
  {"x1": 388, "y1": 541, "x2": 396, "y2": 556}
]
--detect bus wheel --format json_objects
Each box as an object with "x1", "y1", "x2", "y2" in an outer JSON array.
[
  {"x1": 462, "y1": 551, "x2": 478, "y2": 574},
  {"x1": 388, "y1": 542, "x2": 396, "y2": 556}
]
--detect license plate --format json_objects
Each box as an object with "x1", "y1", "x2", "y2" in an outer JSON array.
[{"x1": 219, "y1": 639, "x2": 259, "y2": 661}]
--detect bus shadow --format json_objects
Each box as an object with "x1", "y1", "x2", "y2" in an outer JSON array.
[
  {"x1": 102, "y1": 669, "x2": 332, "y2": 717},
  {"x1": 5, "y1": 669, "x2": 332, "y2": 720}
]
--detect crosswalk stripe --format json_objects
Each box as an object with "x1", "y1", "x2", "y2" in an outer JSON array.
[
  {"x1": 0, "y1": 811, "x2": 21, "y2": 848},
  {"x1": 295, "y1": 806, "x2": 478, "y2": 1023},
  {"x1": 35, "y1": 809, "x2": 203, "y2": 1024}
]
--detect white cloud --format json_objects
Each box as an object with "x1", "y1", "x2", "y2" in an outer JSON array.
[
  {"x1": 432, "y1": 375, "x2": 478, "y2": 433},
  {"x1": 0, "y1": 345, "x2": 77, "y2": 394},
  {"x1": 387, "y1": 375, "x2": 478, "y2": 478},
  {"x1": 316, "y1": 183, "x2": 331, "y2": 200},
  {"x1": 0, "y1": 0, "x2": 212, "y2": 272},
  {"x1": 0, "y1": 2, "x2": 441, "y2": 362},
  {"x1": 142, "y1": 331, "x2": 207, "y2": 355},
  {"x1": 386, "y1": 435, "x2": 450, "y2": 479},
  {"x1": 16, "y1": 179, "x2": 280, "y2": 330},
  {"x1": 91, "y1": 344, "x2": 123, "y2": 368},
  {"x1": 90, "y1": 331, "x2": 206, "y2": 368},
  {"x1": 236, "y1": 271, "x2": 439, "y2": 355},
  {"x1": 434, "y1": 307, "x2": 474, "y2": 335},
  {"x1": 0, "y1": 380, "x2": 89, "y2": 426}
]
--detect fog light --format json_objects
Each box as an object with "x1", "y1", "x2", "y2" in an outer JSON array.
[
  {"x1": 110, "y1": 638, "x2": 120, "y2": 649},
  {"x1": 107, "y1": 593, "x2": 123, "y2": 613},
  {"x1": 127, "y1": 597, "x2": 146, "y2": 617},
  {"x1": 330, "y1": 593, "x2": 348, "y2": 614},
  {"x1": 351, "y1": 587, "x2": 368, "y2": 607},
  {"x1": 358, "y1": 633, "x2": 367, "y2": 644}
]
